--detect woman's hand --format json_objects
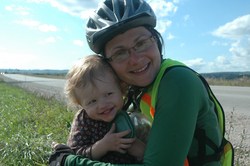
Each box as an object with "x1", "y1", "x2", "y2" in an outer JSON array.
[
  {"x1": 91, "y1": 123, "x2": 136, "y2": 160},
  {"x1": 127, "y1": 138, "x2": 145, "y2": 161}
]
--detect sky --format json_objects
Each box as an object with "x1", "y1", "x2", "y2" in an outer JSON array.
[{"x1": 0, "y1": 0, "x2": 250, "y2": 73}]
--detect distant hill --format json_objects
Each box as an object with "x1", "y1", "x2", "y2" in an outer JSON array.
[
  {"x1": 0, "y1": 69, "x2": 68, "y2": 76},
  {"x1": 1, "y1": 69, "x2": 250, "y2": 80},
  {"x1": 201, "y1": 71, "x2": 250, "y2": 80}
]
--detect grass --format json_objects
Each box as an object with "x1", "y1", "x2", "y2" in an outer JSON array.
[
  {"x1": 0, "y1": 77, "x2": 249, "y2": 165},
  {"x1": 0, "y1": 81, "x2": 74, "y2": 166}
]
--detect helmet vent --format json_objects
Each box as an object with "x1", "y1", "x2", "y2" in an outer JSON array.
[
  {"x1": 117, "y1": 0, "x2": 125, "y2": 19},
  {"x1": 97, "y1": 9, "x2": 111, "y2": 21},
  {"x1": 133, "y1": 0, "x2": 140, "y2": 10},
  {"x1": 87, "y1": 19, "x2": 97, "y2": 29},
  {"x1": 104, "y1": 0, "x2": 113, "y2": 11}
]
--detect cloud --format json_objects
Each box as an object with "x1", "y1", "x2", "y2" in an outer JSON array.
[
  {"x1": 148, "y1": 0, "x2": 178, "y2": 17},
  {"x1": 0, "y1": 45, "x2": 69, "y2": 69},
  {"x1": 205, "y1": 54, "x2": 246, "y2": 72},
  {"x1": 211, "y1": 41, "x2": 229, "y2": 47},
  {"x1": 0, "y1": 48, "x2": 38, "y2": 69},
  {"x1": 183, "y1": 14, "x2": 190, "y2": 22},
  {"x1": 185, "y1": 56, "x2": 235, "y2": 73},
  {"x1": 211, "y1": 14, "x2": 250, "y2": 72},
  {"x1": 157, "y1": 20, "x2": 172, "y2": 33},
  {"x1": 25, "y1": 0, "x2": 178, "y2": 34},
  {"x1": 28, "y1": 0, "x2": 98, "y2": 19},
  {"x1": 36, "y1": 0, "x2": 178, "y2": 21},
  {"x1": 38, "y1": 36, "x2": 61, "y2": 45},
  {"x1": 230, "y1": 38, "x2": 250, "y2": 70},
  {"x1": 183, "y1": 58, "x2": 205, "y2": 71},
  {"x1": 166, "y1": 33, "x2": 175, "y2": 40},
  {"x1": 43, "y1": 37, "x2": 56, "y2": 43},
  {"x1": 29, "y1": 0, "x2": 178, "y2": 31},
  {"x1": 215, "y1": 56, "x2": 229, "y2": 65},
  {"x1": 73, "y1": 40, "x2": 84, "y2": 47},
  {"x1": 5, "y1": 5, "x2": 30, "y2": 16},
  {"x1": 15, "y1": 19, "x2": 58, "y2": 32},
  {"x1": 212, "y1": 14, "x2": 250, "y2": 39},
  {"x1": 180, "y1": 43, "x2": 185, "y2": 47},
  {"x1": 38, "y1": 24, "x2": 58, "y2": 32},
  {"x1": 15, "y1": 19, "x2": 39, "y2": 27},
  {"x1": 147, "y1": 0, "x2": 178, "y2": 33}
]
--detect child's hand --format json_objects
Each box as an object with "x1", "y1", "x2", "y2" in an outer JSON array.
[
  {"x1": 101, "y1": 123, "x2": 136, "y2": 153},
  {"x1": 91, "y1": 123, "x2": 136, "y2": 160}
]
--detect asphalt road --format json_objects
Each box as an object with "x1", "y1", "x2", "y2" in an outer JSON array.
[{"x1": 1, "y1": 74, "x2": 250, "y2": 115}]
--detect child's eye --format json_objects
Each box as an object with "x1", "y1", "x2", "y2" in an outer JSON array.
[
  {"x1": 108, "y1": 92, "x2": 113, "y2": 95},
  {"x1": 106, "y1": 92, "x2": 113, "y2": 97},
  {"x1": 87, "y1": 99, "x2": 97, "y2": 106}
]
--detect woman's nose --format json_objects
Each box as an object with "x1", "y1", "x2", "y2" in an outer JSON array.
[{"x1": 128, "y1": 49, "x2": 141, "y2": 64}]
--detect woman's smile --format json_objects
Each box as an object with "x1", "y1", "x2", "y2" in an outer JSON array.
[{"x1": 131, "y1": 63, "x2": 149, "y2": 74}]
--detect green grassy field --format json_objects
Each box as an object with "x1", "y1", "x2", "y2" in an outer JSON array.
[
  {"x1": 0, "y1": 81, "x2": 74, "y2": 165},
  {"x1": 0, "y1": 78, "x2": 249, "y2": 165}
]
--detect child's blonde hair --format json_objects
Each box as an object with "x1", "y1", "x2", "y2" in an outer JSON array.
[{"x1": 65, "y1": 54, "x2": 121, "y2": 106}]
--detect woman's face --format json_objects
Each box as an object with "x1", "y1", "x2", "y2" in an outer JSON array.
[{"x1": 105, "y1": 26, "x2": 161, "y2": 87}]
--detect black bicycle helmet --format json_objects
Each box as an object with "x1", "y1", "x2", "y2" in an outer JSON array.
[{"x1": 86, "y1": 0, "x2": 156, "y2": 54}]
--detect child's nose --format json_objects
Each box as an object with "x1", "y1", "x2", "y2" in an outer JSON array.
[{"x1": 98, "y1": 98, "x2": 110, "y2": 109}]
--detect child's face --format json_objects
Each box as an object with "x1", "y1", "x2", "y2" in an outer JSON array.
[{"x1": 76, "y1": 71, "x2": 123, "y2": 122}]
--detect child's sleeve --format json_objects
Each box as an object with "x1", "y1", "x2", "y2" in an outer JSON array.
[{"x1": 67, "y1": 110, "x2": 92, "y2": 157}]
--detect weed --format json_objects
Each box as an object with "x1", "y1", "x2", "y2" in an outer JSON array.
[{"x1": 225, "y1": 109, "x2": 250, "y2": 166}]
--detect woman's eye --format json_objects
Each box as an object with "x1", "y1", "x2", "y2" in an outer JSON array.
[
  {"x1": 117, "y1": 49, "x2": 126, "y2": 54},
  {"x1": 114, "y1": 50, "x2": 126, "y2": 57},
  {"x1": 136, "y1": 40, "x2": 145, "y2": 47},
  {"x1": 135, "y1": 39, "x2": 150, "y2": 50}
]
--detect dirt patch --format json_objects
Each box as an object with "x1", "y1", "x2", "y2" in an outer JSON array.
[{"x1": 225, "y1": 111, "x2": 250, "y2": 165}]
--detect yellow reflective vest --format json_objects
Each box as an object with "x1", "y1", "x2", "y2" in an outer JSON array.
[{"x1": 140, "y1": 59, "x2": 234, "y2": 166}]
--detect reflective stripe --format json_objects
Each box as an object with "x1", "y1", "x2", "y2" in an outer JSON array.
[
  {"x1": 184, "y1": 159, "x2": 189, "y2": 166},
  {"x1": 141, "y1": 93, "x2": 155, "y2": 118},
  {"x1": 221, "y1": 142, "x2": 234, "y2": 166},
  {"x1": 140, "y1": 94, "x2": 154, "y2": 123}
]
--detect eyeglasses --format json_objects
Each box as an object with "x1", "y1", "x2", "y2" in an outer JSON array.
[{"x1": 105, "y1": 36, "x2": 155, "y2": 63}]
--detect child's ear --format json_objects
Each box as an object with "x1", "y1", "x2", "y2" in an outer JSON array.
[{"x1": 120, "y1": 81, "x2": 129, "y2": 94}]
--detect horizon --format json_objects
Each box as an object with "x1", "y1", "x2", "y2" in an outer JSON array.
[
  {"x1": 0, "y1": 0, "x2": 250, "y2": 73},
  {"x1": 1, "y1": 68, "x2": 250, "y2": 75}
]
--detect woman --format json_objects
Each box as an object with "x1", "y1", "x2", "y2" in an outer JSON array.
[{"x1": 50, "y1": 0, "x2": 229, "y2": 165}]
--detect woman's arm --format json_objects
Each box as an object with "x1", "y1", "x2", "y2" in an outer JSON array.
[{"x1": 142, "y1": 67, "x2": 204, "y2": 165}]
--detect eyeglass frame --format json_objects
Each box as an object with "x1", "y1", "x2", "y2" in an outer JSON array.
[{"x1": 105, "y1": 35, "x2": 156, "y2": 63}]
